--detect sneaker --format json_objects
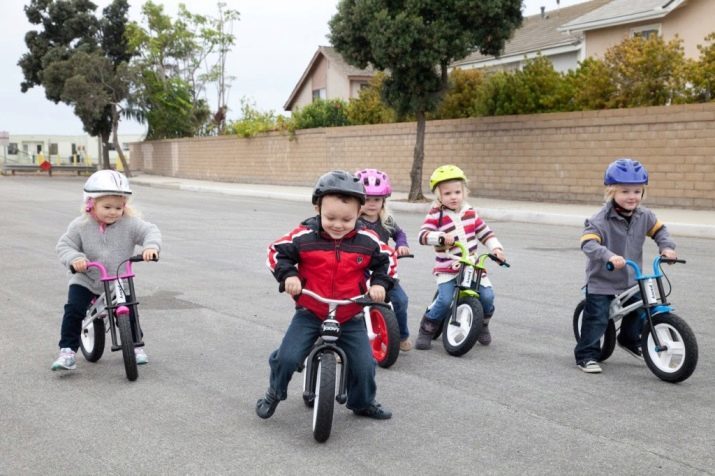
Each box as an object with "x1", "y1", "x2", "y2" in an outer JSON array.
[
  {"x1": 577, "y1": 360, "x2": 602, "y2": 374},
  {"x1": 353, "y1": 402, "x2": 392, "y2": 420},
  {"x1": 51, "y1": 348, "x2": 76, "y2": 371},
  {"x1": 415, "y1": 317, "x2": 440, "y2": 350},
  {"x1": 135, "y1": 348, "x2": 148, "y2": 365},
  {"x1": 256, "y1": 388, "x2": 280, "y2": 419},
  {"x1": 617, "y1": 340, "x2": 643, "y2": 360},
  {"x1": 399, "y1": 338, "x2": 412, "y2": 352},
  {"x1": 477, "y1": 318, "x2": 492, "y2": 346}
]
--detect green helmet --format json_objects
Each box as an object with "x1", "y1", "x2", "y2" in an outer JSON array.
[{"x1": 430, "y1": 165, "x2": 467, "y2": 191}]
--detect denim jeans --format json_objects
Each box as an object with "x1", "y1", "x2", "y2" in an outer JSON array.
[
  {"x1": 574, "y1": 291, "x2": 643, "y2": 363},
  {"x1": 389, "y1": 282, "x2": 410, "y2": 340},
  {"x1": 59, "y1": 284, "x2": 140, "y2": 351},
  {"x1": 267, "y1": 308, "x2": 377, "y2": 411},
  {"x1": 425, "y1": 278, "x2": 495, "y2": 322}
]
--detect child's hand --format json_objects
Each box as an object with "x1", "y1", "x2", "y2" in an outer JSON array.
[
  {"x1": 71, "y1": 258, "x2": 88, "y2": 273},
  {"x1": 143, "y1": 248, "x2": 159, "y2": 261},
  {"x1": 609, "y1": 255, "x2": 626, "y2": 269},
  {"x1": 492, "y1": 248, "x2": 506, "y2": 263},
  {"x1": 284, "y1": 276, "x2": 302, "y2": 296},
  {"x1": 369, "y1": 284, "x2": 386, "y2": 302},
  {"x1": 661, "y1": 248, "x2": 677, "y2": 261},
  {"x1": 397, "y1": 246, "x2": 411, "y2": 256},
  {"x1": 442, "y1": 233, "x2": 456, "y2": 246}
]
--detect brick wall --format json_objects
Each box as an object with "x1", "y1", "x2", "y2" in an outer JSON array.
[{"x1": 130, "y1": 103, "x2": 715, "y2": 209}]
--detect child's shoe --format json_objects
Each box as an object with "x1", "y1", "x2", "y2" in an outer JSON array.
[
  {"x1": 477, "y1": 318, "x2": 491, "y2": 345},
  {"x1": 399, "y1": 338, "x2": 412, "y2": 352},
  {"x1": 617, "y1": 337, "x2": 643, "y2": 360},
  {"x1": 135, "y1": 347, "x2": 148, "y2": 365},
  {"x1": 352, "y1": 402, "x2": 392, "y2": 420},
  {"x1": 577, "y1": 360, "x2": 602, "y2": 373},
  {"x1": 415, "y1": 316, "x2": 440, "y2": 350},
  {"x1": 256, "y1": 388, "x2": 280, "y2": 419},
  {"x1": 51, "y1": 348, "x2": 77, "y2": 371}
]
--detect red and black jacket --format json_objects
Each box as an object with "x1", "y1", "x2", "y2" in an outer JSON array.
[{"x1": 267, "y1": 216, "x2": 396, "y2": 323}]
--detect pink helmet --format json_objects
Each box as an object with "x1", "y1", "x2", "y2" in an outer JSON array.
[{"x1": 355, "y1": 168, "x2": 392, "y2": 197}]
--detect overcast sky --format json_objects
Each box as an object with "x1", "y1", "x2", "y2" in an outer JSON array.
[{"x1": 0, "y1": 0, "x2": 592, "y2": 136}]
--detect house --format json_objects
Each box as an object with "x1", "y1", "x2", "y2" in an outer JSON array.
[
  {"x1": 283, "y1": 46, "x2": 375, "y2": 111},
  {"x1": 559, "y1": 0, "x2": 715, "y2": 59},
  {"x1": 451, "y1": 0, "x2": 612, "y2": 73}
]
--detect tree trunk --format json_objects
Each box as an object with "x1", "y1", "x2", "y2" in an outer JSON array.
[
  {"x1": 111, "y1": 104, "x2": 131, "y2": 177},
  {"x1": 100, "y1": 132, "x2": 111, "y2": 170},
  {"x1": 408, "y1": 110, "x2": 426, "y2": 201}
]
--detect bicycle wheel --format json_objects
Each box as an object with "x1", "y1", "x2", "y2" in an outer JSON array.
[
  {"x1": 302, "y1": 358, "x2": 315, "y2": 408},
  {"x1": 117, "y1": 315, "x2": 138, "y2": 381},
  {"x1": 641, "y1": 313, "x2": 698, "y2": 383},
  {"x1": 312, "y1": 352, "x2": 336, "y2": 443},
  {"x1": 572, "y1": 300, "x2": 616, "y2": 362},
  {"x1": 442, "y1": 295, "x2": 483, "y2": 356},
  {"x1": 80, "y1": 315, "x2": 105, "y2": 362},
  {"x1": 369, "y1": 307, "x2": 400, "y2": 368}
]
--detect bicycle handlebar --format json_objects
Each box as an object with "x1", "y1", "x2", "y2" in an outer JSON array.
[
  {"x1": 299, "y1": 288, "x2": 391, "y2": 308},
  {"x1": 606, "y1": 256, "x2": 685, "y2": 276},
  {"x1": 70, "y1": 254, "x2": 159, "y2": 275},
  {"x1": 443, "y1": 240, "x2": 510, "y2": 268}
]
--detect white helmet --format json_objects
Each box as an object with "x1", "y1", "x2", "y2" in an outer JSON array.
[{"x1": 83, "y1": 170, "x2": 132, "y2": 202}]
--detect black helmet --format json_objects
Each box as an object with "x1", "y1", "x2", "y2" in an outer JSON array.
[{"x1": 312, "y1": 170, "x2": 366, "y2": 205}]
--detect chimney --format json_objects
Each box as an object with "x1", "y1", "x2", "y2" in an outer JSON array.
[{"x1": 541, "y1": 6, "x2": 546, "y2": 18}]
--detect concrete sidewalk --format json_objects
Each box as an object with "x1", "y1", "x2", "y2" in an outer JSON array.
[{"x1": 130, "y1": 174, "x2": 715, "y2": 239}]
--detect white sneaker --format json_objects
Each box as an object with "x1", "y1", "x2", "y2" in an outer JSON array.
[
  {"x1": 135, "y1": 347, "x2": 148, "y2": 365},
  {"x1": 578, "y1": 360, "x2": 602, "y2": 373},
  {"x1": 51, "y1": 348, "x2": 77, "y2": 371}
]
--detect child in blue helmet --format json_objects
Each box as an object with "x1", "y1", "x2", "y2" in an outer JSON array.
[{"x1": 575, "y1": 158, "x2": 677, "y2": 373}]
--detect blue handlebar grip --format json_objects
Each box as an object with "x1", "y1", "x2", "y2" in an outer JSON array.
[{"x1": 606, "y1": 262, "x2": 615, "y2": 271}]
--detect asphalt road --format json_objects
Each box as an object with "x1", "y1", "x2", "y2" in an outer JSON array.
[{"x1": 1, "y1": 176, "x2": 714, "y2": 475}]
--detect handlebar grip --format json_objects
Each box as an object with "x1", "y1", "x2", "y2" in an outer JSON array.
[
  {"x1": 397, "y1": 254, "x2": 414, "y2": 259},
  {"x1": 487, "y1": 254, "x2": 510, "y2": 268},
  {"x1": 129, "y1": 254, "x2": 159, "y2": 262},
  {"x1": 661, "y1": 257, "x2": 686, "y2": 265},
  {"x1": 69, "y1": 265, "x2": 77, "y2": 274},
  {"x1": 606, "y1": 262, "x2": 615, "y2": 271}
]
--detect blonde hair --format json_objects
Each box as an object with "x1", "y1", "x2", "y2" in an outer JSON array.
[
  {"x1": 82, "y1": 195, "x2": 138, "y2": 218},
  {"x1": 433, "y1": 179, "x2": 470, "y2": 208},
  {"x1": 604, "y1": 184, "x2": 647, "y2": 202}
]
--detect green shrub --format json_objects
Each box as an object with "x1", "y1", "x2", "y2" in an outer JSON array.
[
  {"x1": 347, "y1": 72, "x2": 397, "y2": 125},
  {"x1": 291, "y1": 99, "x2": 350, "y2": 130},
  {"x1": 228, "y1": 97, "x2": 281, "y2": 138}
]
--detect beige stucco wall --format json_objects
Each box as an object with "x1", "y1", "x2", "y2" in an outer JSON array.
[
  {"x1": 130, "y1": 103, "x2": 715, "y2": 209},
  {"x1": 585, "y1": 0, "x2": 715, "y2": 58},
  {"x1": 327, "y1": 61, "x2": 350, "y2": 101}
]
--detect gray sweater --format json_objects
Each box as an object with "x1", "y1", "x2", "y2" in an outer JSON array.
[
  {"x1": 581, "y1": 201, "x2": 676, "y2": 294},
  {"x1": 56, "y1": 215, "x2": 162, "y2": 295}
]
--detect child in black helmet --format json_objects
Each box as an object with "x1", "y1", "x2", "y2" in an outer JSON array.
[
  {"x1": 256, "y1": 170, "x2": 396, "y2": 420},
  {"x1": 576, "y1": 158, "x2": 677, "y2": 373}
]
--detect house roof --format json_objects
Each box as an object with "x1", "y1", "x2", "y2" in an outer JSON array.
[
  {"x1": 559, "y1": 0, "x2": 687, "y2": 33},
  {"x1": 283, "y1": 46, "x2": 375, "y2": 111},
  {"x1": 452, "y1": 0, "x2": 612, "y2": 68}
]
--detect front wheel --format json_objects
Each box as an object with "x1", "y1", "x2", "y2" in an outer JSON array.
[
  {"x1": 442, "y1": 295, "x2": 483, "y2": 356},
  {"x1": 369, "y1": 307, "x2": 400, "y2": 368},
  {"x1": 573, "y1": 300, "x2": 616, "y2": 362},
  {"x1": 641, "y1": 313, "x2": 698, "y2": 383},
  {"x1": 80, "y1": 315, "x2": 106, "y2": 362},
  {"x1": 117, "y1": 315, "x2": 138, "y2": 381},
  {"x1": 312, "y1": 352, "x2": 336, "y2": 443}
]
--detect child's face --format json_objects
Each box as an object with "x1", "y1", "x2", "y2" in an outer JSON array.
[
  {"x1": 437, "y1": 180, "x2": 464, "y2": 210},
  {"x1": 361, "y1": 196, "x2": 384, "y2": 220},
  {"x1": 93, "y1": 195, "x2": 126, "y2": 225},
  {"x1": 320, "y1": 195, "x2": 360, "y2": 239},
  {"x1": 613, "y1": 185, "x2": 644, "y2": 211}
]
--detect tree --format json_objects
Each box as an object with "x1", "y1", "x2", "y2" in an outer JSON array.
[
  {"x1": 347, "y1": 72, "x2": 397, "y2": 125},
  {"x1": 18, "y1": 0, "x2": 135, "y2": 172},
  {"x1": 691, "y1": 32, "x2": 715, "y2": 102},
  {"x1": 330, "y1": 0, "x2": 522, "y2": 200}
]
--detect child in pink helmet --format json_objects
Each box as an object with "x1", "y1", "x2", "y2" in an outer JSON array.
[{"x1": 355, "y1": 169, "x2": 413, "y2": 351}]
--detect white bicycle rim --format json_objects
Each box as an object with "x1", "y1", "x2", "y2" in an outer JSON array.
[
  {"x1": 81, "y1": 317, "x2": 95, "y2": 351},
  {"x1": 312, "y1": 359, "x2": 322, "y2": 431},
  {"x1": 446, "y1": 304, "x2": 473, "y2": 346},
  {"x1": 646, "y1": 322, "x2": 686, "y2": 373}
]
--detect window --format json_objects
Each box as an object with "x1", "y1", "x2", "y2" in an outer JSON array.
[
  {"x1": 49, "y1": 143, "x2": 58, "y2": 155},
  {"x1": 122, "y1": 143, "x2": 130, "y2": 151},
  {"x1": 8, "y1": 143, "x2": 18, "y2": 155},
  {"x1": 631, "y1": 23, "x2": 660, "y2": 39},
  {"x1": 312, "y1": 88, "x2": 326, "y2": 101}
]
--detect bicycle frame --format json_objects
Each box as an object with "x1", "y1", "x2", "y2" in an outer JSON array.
[
  {"x1": 609, "y1": 256, "x2": 684, "y2": 351},
  {"x1": 83, "y1": 260, "x2": 144, "y2": 352}
]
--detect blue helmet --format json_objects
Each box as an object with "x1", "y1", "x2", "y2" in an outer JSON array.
[{"x1": 603, "y1": 158, "x2": 648, "y2": 185}]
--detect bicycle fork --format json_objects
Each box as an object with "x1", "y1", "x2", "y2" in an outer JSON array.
[{"x1": 637, "y1": 277, "x2": 668, "y2": 352}]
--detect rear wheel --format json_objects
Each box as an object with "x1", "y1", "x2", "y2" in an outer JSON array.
[
  {"x1": 369, "y1": 307, "x2": 400, "y2": 368},
  {"x1": 573, "y1": 300, "x2": 616, "y2": 362},
  {"x1": 442, "y1": 295, "x2": 483, "y2": 356},
  {"x1": 80, "y1": 315, "x2": 105, "y2": 362},
  {"x1": 117, "y1": 315, "x2": 138, "y2": 381},
  {"x1": 641, "y1": 313, "x2": 698, "y2": 383},
  {"x1": 312, "y1": 352, "x2": 336, "y2": 443}
]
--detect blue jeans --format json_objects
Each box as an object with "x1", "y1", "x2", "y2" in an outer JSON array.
[
  {"x1": 267, "y1": 308, "x2": 377, "y2": 411},
  {"x1": 389, "y1": 282, "x2": 409, "y2": 340},
  {"x1": 574, "y1": 291, "x2": 643, "y2": 363},
  {"x1": 425, "y1": 278, "x2": 495, "y2": 322},
  {"x1": 59, "y1": 284, "x2": 140, "y2": 351}
]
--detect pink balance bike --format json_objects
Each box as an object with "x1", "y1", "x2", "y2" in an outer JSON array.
[{"x1": 72, "y1": 255, "x2": 157, "y2": 381}]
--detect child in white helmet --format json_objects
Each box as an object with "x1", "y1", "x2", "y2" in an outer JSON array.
[{"x1": 52, "y1": 170, "x2": 161, "y2": 371}]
